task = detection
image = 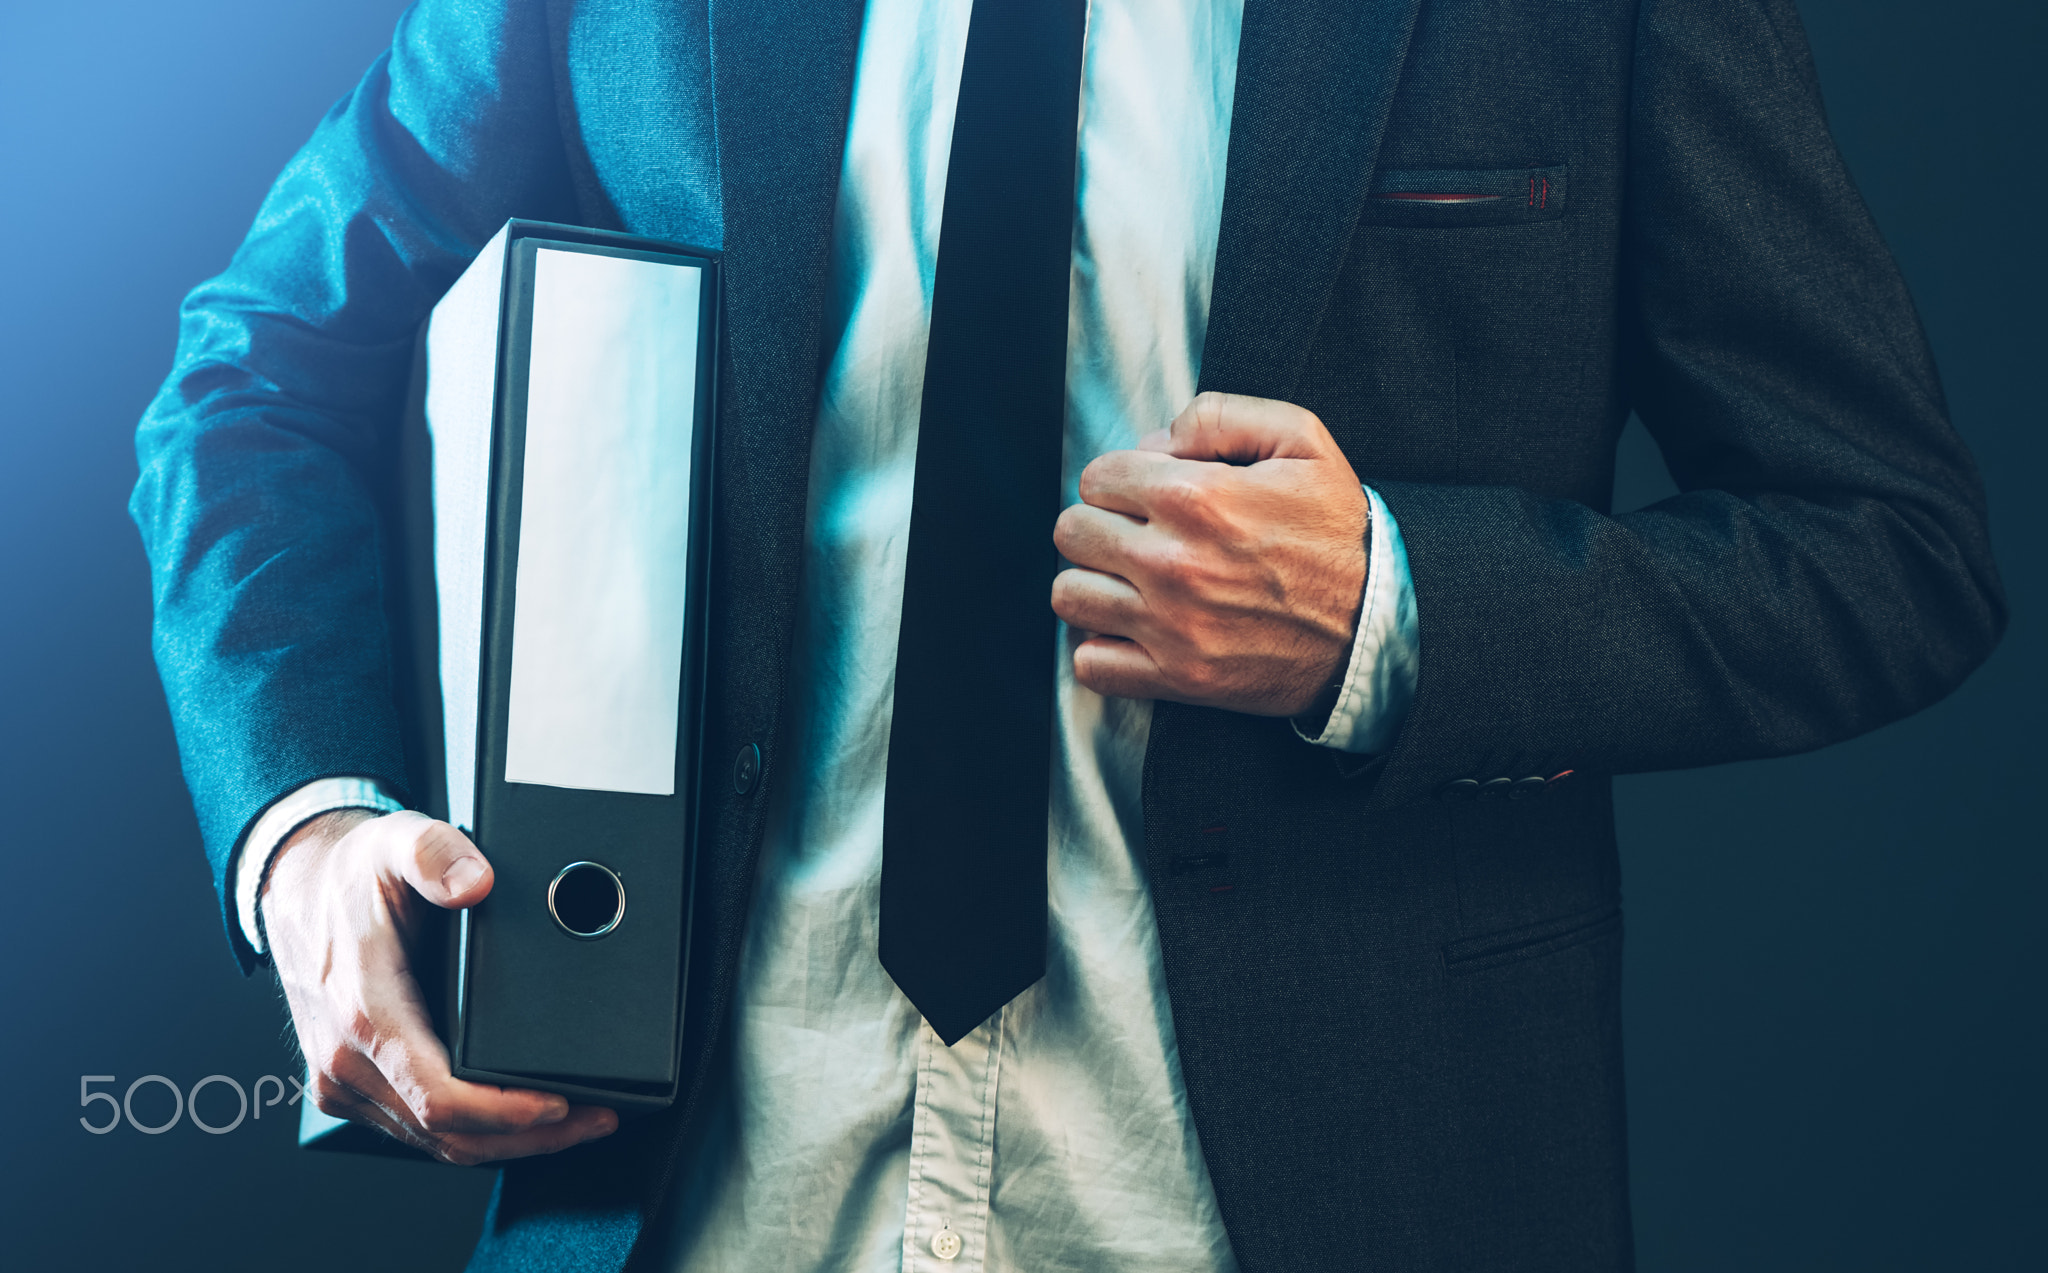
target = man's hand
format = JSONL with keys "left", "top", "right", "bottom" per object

{"left": 1052, "top": 391, "right": 1369, "bottom": 717}
{"left": 261, "top": 809, "right": 619, "bottom": 1165}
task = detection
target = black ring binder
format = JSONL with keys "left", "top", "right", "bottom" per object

{"left": 389, "top": 219, "right": 721, "bottom": 1116}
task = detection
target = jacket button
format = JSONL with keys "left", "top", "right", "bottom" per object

{"left": 732, "top": 742, "right": 761, "bottom": 795}
{"left": 1479, "top": 778, "right": 1514, "bottom": 799}
{"left": 1510, "top": 776, "right": 1547, "bottom": 799}
{"left": 1439, "top": 779, "right": 1482, "bottom": 802}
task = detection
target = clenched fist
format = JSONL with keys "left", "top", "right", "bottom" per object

{"left": 1052, "top": 391, "right": 1369, "bottom": 717}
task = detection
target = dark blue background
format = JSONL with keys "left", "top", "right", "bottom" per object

{"left": 0, "top": 2, "right": 2039, "bottom": 1268}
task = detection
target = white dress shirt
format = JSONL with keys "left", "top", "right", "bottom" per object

{"left": 235, "top": 0, "right": 1420, "bottom": 1266}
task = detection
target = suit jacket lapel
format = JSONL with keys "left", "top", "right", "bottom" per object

{"left": 1199, "top": 0, "right": 1424, "bottom": 398}
{"left": 1157, "top": 5, "right": 1422, "bottom": 1235}
{"left": 674, "top": 0, "right": 865, "bottom": 1163}
{"left": 705, "top": 0, "right": 866, "bottom": 510}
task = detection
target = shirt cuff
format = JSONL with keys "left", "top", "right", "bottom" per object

{"left": 1293, "top": 484, "right": 1420, "bottom": 755}
{"left": 232, "top": 777, "right": 405, "bottom": 954}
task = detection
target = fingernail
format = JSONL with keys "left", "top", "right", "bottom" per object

{"left": 442, "top": 856, "right": 486, "bottom": 896}
{"left": 536, "top": 1099, "right": 569, "bottom": 1125}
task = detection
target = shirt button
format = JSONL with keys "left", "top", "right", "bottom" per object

{"left": 930, "top": 1228, "right": 963, "bottom": 1260}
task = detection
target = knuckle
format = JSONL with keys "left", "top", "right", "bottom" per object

{"left": 1173, "top": 660, "right": 1220, "bottom": 696}
{"left": 412, "top": 821, "right": 466, "bottom": 872}
{"left": 1156, "top": 475, "right": 1206, "bottom": 515}
{"left": 1052, "top": 507, "right": 1083, "bottom": 552}
{"left": 313, "top": 1093, "right": 351, "bottom": 1119}
{"left": 414, "top": 1093, "right": 457, "bottom": 1134}
{"left": 1076, "top": 457, "right": 1110, "bottom": 501}
{"left": 1179, "top": 474, "right": 1232, "bottom": 524}
{"left": 1073, "top": 655, "right": 1119, "bottom": 697}
{"left": 312, "top": 1078, "right": 354, "bottom": 1119}
{"left": 1149, "top": 540, "right": 1202, "bottom": 589}
{"left": 319, "top": 1041, "right": 356, "bottom": 1081}
{"left": 1146, "top": 551, "right": 1185, "bottom": 589}
{"left": 340, "top": 1008, "right": 379, "bottom": 1050}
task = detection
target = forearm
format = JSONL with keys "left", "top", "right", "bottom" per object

{"left": 130, "top": 0, "right": 576, "bottom": 968}
{"left": 1370, "top": 476, "right": 1997, "bottom": 808}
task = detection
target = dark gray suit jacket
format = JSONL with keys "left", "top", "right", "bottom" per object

{"left": 131, "top": 0, "right": 2004, "bottom": 1268}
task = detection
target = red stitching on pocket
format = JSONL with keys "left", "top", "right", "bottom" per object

{"left": 1371, "top": 192, "right": 1501, "bottom": 204}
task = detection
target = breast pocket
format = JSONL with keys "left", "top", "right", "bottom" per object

{"left": 1358, "top": 163, "right": 1567, "bottom": 228}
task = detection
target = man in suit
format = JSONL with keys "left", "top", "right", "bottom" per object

{"left": 132, "top": 0, "right": 2003, "bottom": 1268}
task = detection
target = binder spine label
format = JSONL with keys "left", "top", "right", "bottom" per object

{"left": 501, "top": 248, "right": 702, "bottom": 796}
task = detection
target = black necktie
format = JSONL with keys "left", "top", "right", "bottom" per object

{"left": 880, "top": 0, "right": 1088, "bottom": 1046}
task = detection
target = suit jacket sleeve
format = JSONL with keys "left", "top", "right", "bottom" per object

{"left": 1365, "top": 0, "right": 2006, "bottom": 808}
{"left": 129, "top": 0, "right": 577, "bottom": 971}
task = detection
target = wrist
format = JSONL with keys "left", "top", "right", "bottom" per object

{"left": 257, "top": 807, "right": 382, "bottom": 948}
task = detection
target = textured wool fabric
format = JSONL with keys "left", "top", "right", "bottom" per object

{"left": 131, "top": 0, "right": 2003, "bottom": 1270}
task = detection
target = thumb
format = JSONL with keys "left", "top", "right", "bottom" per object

{"left": 376, "top": 811, "right": 495, "bottom": 909}
{"left": 1142, "top": 391, "right": 1332, "bottom": 466}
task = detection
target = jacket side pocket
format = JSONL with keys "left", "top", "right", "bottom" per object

{"left": 1443, "top": 901, "right": 1619, "bottom": 976}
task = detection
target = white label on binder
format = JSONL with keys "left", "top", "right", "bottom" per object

{"left": 504, "top": 247, "right": 700, "bottom": 796}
